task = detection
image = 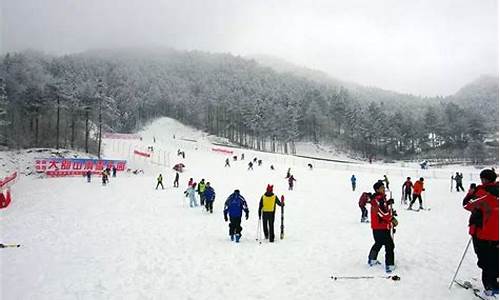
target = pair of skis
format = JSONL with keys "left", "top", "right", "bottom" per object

{"left": 331, "top": 275, "right": 400, "bottom": 281}
{"left": 453, "top": 280, "right": 490, "bottom": 300}
{"left": 0, "top": 244, "right": 21, "bottom": 248}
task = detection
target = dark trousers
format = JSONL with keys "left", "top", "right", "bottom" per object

{"left": 403, "top": 190, "right": 412, "bottom": 203}
{"left": 410, "top": 194, "right": 422, "bottom": 208}
{"left": 473, "top": 237, "right": 499, "bottom": 291}
{"left": 456, "top": 183, "right": 465, "bottom": 192}
{"left": 262, "top": 212, "right": 276, "bottom": 242}
{"left": 229, "top": 217, "right": 242, "bottom": 236}
{"left": 199, "top": 193, "right": 205, "bottom": 205}
{"left": 156, "top": 182, "right": 164, "bottom": 189}
{"left": 352, "top": 183, "right": 356, "bottom": 191}
{"left": 173, "top": 179, "right": 179, "bottom": 187}
{"left": 360, "top": 207, "right": 368, "bottom": 220}
{"left": 369, "top": 229, "right": 395, "bottom": 265}
{"left": 205, "top": 200, "right": 213, "bottom": 213}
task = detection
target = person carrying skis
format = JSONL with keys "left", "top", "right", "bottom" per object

{"left": 408, "top": 177, "right": 425, "bottom": 210}
{"left": 383, "top": 175, "right": 390, "bottom": 190}
{"left": 288, "top": 175, "right": 296, "bottom": 190}
{"left": 258, "top": 184, "right": 284, "bottom": 243}
{"left": 156, "top": 174, "right": 164, "bottom": 190}
{"left": 185, "top": 183, "right": 198, "bottom": 207}
{"left": 225, "top": 158, "right": 231, "bottom": 167}
{"left": 402, "top": 177, "right": 413, "bottom": 205}
{"left": 204, "top": 182, "right": 216, "bottom": 213}
{"left": 223, "top": 190, "right": 249, "bottom": 243}
{"left": 368, "top": 181, "right": 396, "bottom": 273}
{"left": 454, "top": 172, "right": 465, "bottom": 192}
{"left": 173, "top": 172, "right": 180, "bottom": 188}
{"left": 358, "top": 192, "right": 371, "bottom": 223}
{"left": 462, "top": 169, "right": 499, "bottom": 297}
{"left": 198, "top": 179, "right": 206, "bottom": 206}
{"left": 351, "top": 175, "right": 357, "bottom": 191}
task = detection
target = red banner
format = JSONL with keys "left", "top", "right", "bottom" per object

{"left": 134, "top": 150, "right": 151, "bottom": 158}
{"left": 212, "top": 148, "right": 234, "bottom": 155}
{"left": 103, "top": 133, "right": 142, "bottom": 140}
{"left": 35, "top": 158, "right": 127, "bottom": 177}
{"left": 0, "top": 172, "right": 17, "bottom": 188}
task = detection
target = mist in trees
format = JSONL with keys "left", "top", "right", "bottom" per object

{"left": 0, "top": 48, "right": 497, "bottom": 163}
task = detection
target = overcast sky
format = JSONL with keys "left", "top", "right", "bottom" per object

{"left": 1, "top": 0, "right": 498, "bottom": 96}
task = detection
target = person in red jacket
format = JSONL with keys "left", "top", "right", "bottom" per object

{"left": 463, "top": 169, "right": 499, "bottom": 296}
{"left": 368, "top": 181, "right": 396, "bottom": 273}
{"left": 358, "top": 192, "right": 371, "bottom": 223}
{"left": 408, "top": 177, "right": 425, "bottom": 210}
{"left": 401, "top": 177, "right": 413, "bottom": 205}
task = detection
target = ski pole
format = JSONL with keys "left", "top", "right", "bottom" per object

{"left": 448, "top": 237, "right": 472, "bottom": 289}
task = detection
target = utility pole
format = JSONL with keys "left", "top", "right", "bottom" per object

{"left": 97, "top": 79, "right": 103, "bottom": 159}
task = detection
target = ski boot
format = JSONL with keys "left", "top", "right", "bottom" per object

{"left": 368, "top": 259, "right": 381, "bottom": 267}
{"left": 230, "top": 234, "right": 234, "bottom": 241}
{"left": 235, "top": 234, "right": 241, "bottom": 243}
{"left": 385, "top": 265, "right": 396, "bottom": 273}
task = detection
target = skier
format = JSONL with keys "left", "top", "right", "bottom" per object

{"left": 383, "top": 175, "right": 390, "bottom": 190}
{"left": 351, "top": 175, "right": 357, "bottom": 191}
{"left": 253, "top": 157, "right": 257, "bottom": 163}
{"left": 402, "top": 177, "right": 413, "bottom": 205}
{"left": 223, "top": 190, "right": 249, "bottom": 243}
{"left": 156, "top": 174, "right": 164, "bottom": 190}
{"left": 241, "top": 153, "right": 244, "bottom": 160}
{"left": 173, "top": 172, "right": 179, "bottom": 188}
{"left": 288, "top": 175, "right": 296, "bottom": 191}
{"left": 233, "top": 155, "right": 237, "bottom": 161}
{"left": 225, "top": 158, "right": 231, "bottom": 167}
{"left": 368, "top": 181, "right": 396, "bottom": 273}
{"left": 101, "top": 170, "right": 108, "bottom": 186}
{"left": 258, "top": 184, "right": 284, "bottom": 243}
{"left": 408, "top": 178, "right": 425, "bottom": 210}
{"left": 248, "top": 162, "right": 253, "bottom": 170}
{"left": 308, "top": 163, "right": 313, "bottom": 170}
{"left": 454, "top": 172, "right": 465, "bottom": 192}
{"left": 203, "top": 182, "right": 216, "bottom": 213}
{"left": 358, "top": 192, "right": 371, "bottom": 223}
{"left": 270, "top": 165, "right": 275, "bottom": 170}
{"left": 462, "top": 169, "right": 498, "bottom": 297}
{"left": 86, "top": 170, "right": 91, "bottom": 183}
{"left": 185, "top": 183, "right": 198, "bottom": 207}
{"left": 258, "top": 159, "right": 262, "bottom": 166}
{"left": 112, "top": 167, "right": 117, "bottom": 177}
{"left": 197, "top": 179, "right": 206, "bottom": 206}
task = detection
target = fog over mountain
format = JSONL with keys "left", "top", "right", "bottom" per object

{"left": 1, "top": 0, "right": 498, "bottom": 96}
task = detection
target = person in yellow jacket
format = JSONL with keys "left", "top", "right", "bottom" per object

{"left": 258, "top": 184, "right": 284, "bottom": 243}
{"left": 197, "top": 179, "right": 207, "bottom": 205}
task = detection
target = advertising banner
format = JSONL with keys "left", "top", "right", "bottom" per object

{"left": 35, "top": 158, "right": 127, "bottom": 177}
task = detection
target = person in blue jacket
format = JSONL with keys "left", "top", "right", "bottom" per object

{"left": 351, "top": 175, "right": 357, "bottom": 191}
{"left": 204, "top": 182, "right": 216, "bottom": 213}
{"left": 223, "top": 190, "right": 249, "bottom": 243}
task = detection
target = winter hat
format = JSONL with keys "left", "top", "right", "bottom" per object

{"left": 373, "top": 181, "right": 384, "bottom": 191}
{"left": 480, "top": 169, "right": 497, "bottom": 182}
{"left": 266, "top": 184, "right": 273, "bottom": 193}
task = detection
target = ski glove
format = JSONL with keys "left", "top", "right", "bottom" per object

{"left": 245, "top": 212, "right": 249, "bottom": 220}
{"left": 224, "top": 216, "right": 228, "bottom": 222}
{"left": 387, "top": 198, "right": 394, "bottom": 205}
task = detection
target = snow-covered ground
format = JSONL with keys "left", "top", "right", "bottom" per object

{"left": 1, "top": 117, "right": 496, "bottom": 299}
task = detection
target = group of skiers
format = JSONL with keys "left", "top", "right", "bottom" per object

{"left": 156, "top": 172, "right": 180, "bottom": 189}
{"left": 356, "top": 169, "right": 498, "bottom": 297}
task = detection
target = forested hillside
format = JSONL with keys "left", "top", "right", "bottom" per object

{"left": 0, "top": 48, "right": 497, "bottom": 162}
